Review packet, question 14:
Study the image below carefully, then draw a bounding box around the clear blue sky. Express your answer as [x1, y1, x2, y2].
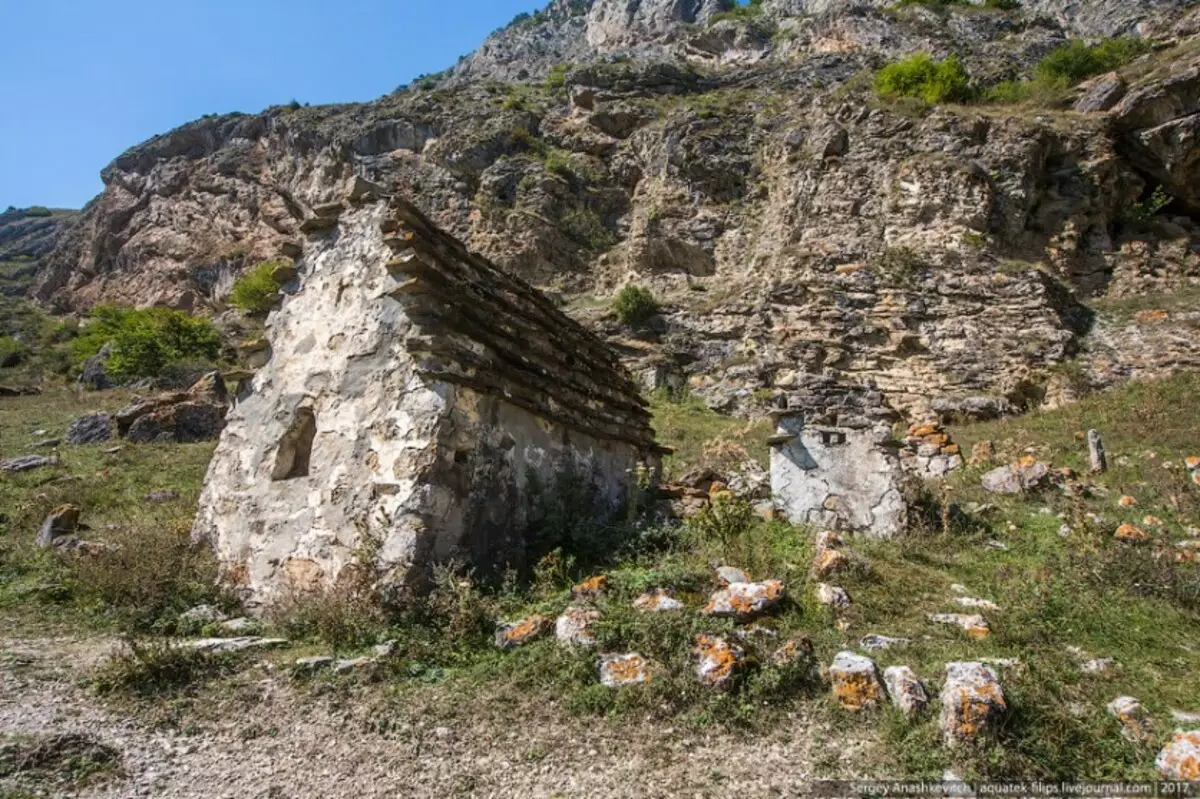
[0, 0, 546, 210]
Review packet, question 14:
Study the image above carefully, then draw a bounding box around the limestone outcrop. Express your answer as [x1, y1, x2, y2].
[192, 198, 658, 607]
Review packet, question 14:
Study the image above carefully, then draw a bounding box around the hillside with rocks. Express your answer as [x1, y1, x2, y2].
[3, 0, 1200, 794]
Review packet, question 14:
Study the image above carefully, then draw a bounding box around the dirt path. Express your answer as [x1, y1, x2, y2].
[0, 632, 836, 798]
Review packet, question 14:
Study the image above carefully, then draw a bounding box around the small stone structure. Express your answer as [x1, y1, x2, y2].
[769, 375, 907, 538]
[193, 197, 658, 607]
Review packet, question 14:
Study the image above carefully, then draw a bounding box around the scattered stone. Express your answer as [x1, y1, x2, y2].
[969, 440, 996, 466]
[372, 640, 398, 658]
[598, 653, 652, 687]
[1156, 730, 1200, 782]
[179, 604, 228, 625]
[929, 613, 990, 639]
[1186, 456, 1200, 472]
[189, 637, 288, 653]
[218, 617, 259, 634]
[732, 623, 778, 641]
[703, 579, 785, 620]
[633, 589, 684, 612]
[1144, 515, 1165, 527]
[859, 634, 911, 652]
[1115, 523, 1150, 543]
[829, 651, 886, 711]
[939, 662, 1006, 747]
[981, 458, 1052, 494]
[1087, 429, 1107, 474]
[145, 490, 180, 503]
[1118, 495, 1138, 508]
[78, 344, 112, 390]
[1172, 711, 1200, 724]
[693, 634, 744, 688]
[983, 540, 1009, 552]
[955, 597, 1001, 612]
[1081, 658, 1117, 675]
[884, 666, 928, 716]
[715, 566, 750, 586]
[950, 584, 969, 595]
[556, 605, 600, 648]
[33, 437, 61, 449]
[816, 530, 843, 552]
[334, 657, 375, 674]
[570, 575, 608, 600]
[115, 372, 229, 444]
[1108, 696, 1154, 742]
[294, 656, 334, 673]
[771, 637, 815, 668]
[495, 615, 551, 650]
[35, 504, 81, 548]
[0, 454, 53, 474]
[65, 413, 113, 445]
[812, 548, 849, 578]
[1059, 524, 1073, 537]
[817, 583, 851, 610]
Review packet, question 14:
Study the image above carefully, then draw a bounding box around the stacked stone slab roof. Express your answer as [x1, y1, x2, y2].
[383, 198, 657, 451]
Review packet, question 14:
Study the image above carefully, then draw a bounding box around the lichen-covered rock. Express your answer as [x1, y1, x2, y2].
[570, 575, 608, 600]
[981, 458, 1052, 494]
[116, 373, 229, 444]
[884, 666, 928, 716]
[693, 634, 743, 688]
[703, 579, 785, 620]
[817, 583, 851, 610]
[829, 651, 886, 711]
[556, 605, 600, 648]
[812, 548, 849, 579]
[495, 615, 551, 650]
[929, 613, 991, 639]
[35, 505, 81, 548]
[715, 565, 750, 586]
[1157, 730, 1200, 782]
[598, 653, 652, 687]
[900, 420, 964, 479]
[1108, 696, 1154, 742]
[955, 597, 1001, 612]
[939, 662, 1007, 747]
[1116, 523, 1151, 543]
[65, 413, 112, 445]
[772, 637, 816, 669]
[633, 589, 684, 612]
[859, 634, 911, 652]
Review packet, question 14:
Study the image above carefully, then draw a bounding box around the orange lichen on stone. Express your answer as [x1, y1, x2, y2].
[1157, 730, 1200, 782]
[1134, 309, 1170, 323]
[1115, 523, 1150, 543]
[693, 634, 743, 687]
[1118, 495, 1138, 507]
[941, 444, 961, 456]
[1186, 456, 1200, 471]
[940, 662, 1007, 747]
[599, 653, 652, 687]
[829, 652, 885, 711]
[703, 579, 786, 619]
[813, 548, 849, 578]
[571, 575, 609, 600]
[1143, 515, 1165, 527]
[908, 422, 940, 438]
[495, 614, 550, 649]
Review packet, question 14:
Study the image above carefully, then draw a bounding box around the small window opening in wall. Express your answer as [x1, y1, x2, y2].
[819, 430, 847, 447]
[271, 408, 317, 480]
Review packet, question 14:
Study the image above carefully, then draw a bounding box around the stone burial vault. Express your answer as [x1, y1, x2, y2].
[192, 197, 660, 607]
[768, 374, 908, 538]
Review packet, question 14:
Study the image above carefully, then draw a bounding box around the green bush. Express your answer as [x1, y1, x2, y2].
[1036, 38, 1150, 85]
[72, 306, 222, 382]
[230, 260, 287, 314]
[612, 284, 659, 326]
[562, 208, 616, 251]
[1125, 185, 1173, 226]
[875, 53, 974, 104]
[710, 0, 763, 25]
[544, 63, 571, 91]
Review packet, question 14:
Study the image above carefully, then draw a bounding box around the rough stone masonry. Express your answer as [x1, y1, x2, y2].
[193, 196, 659, 608]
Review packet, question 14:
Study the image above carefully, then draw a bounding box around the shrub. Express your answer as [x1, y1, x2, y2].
[612, 284, 659, 325]
[544, 63, 571, 91]
[562, 208, 616, 251]
[875, 53, 974, 104]
[93, 639, 237, 697]
[1036, 38, 1150, 85]
[71, 306, 222, 382]
[1125, 185, 1172, 226]
[229, 259, 286, 314]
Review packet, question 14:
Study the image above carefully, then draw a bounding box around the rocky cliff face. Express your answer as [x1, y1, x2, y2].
[34, 0, 1200, 419]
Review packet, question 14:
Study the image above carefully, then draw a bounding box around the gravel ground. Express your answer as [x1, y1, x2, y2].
[0, 632, 838, 798]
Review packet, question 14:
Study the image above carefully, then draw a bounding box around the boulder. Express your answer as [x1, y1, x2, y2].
[570, 575, 608, 600]
[703, 579, 785, 620]
[715, 565, 750, 586]
[929, 613, 991, 639]
[693, 634, 743, 688]
[939, 662, 1006, 747]
[981, 458, 1052, 494]
[1108, 696, 1154, 742]
[1156, 730, 1200, 782]
[633, 589, 684, 612]
[829, 651, 886, 711]
[0, 455, 53, 474]
[884, 666, 928, 716]
[598, 653, 652, 687]
[817, 583, 851, 610]
[35, 505, 81, 548]
[77, 344, 112, 390]
[65, 413, 112, 445]
[1074, 72, 1127, 113]
[494, 614, 551, 649]
[771, 637, 816, 669]
[859, 634, 911, 652]
[116, 372, 229, 444]
[555, 605, 600, 648]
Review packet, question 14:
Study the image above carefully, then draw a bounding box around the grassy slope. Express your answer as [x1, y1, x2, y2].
[0, 377, 1197, 781]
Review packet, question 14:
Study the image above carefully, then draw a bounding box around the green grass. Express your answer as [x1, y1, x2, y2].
[648, 390, 772, 478]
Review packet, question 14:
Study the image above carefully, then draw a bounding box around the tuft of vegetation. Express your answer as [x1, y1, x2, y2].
[93, 639, 238, 697]
[709, 0, 764, 25]
[612, 284, 660, 326]
[897, 0, 1019, 8]
[71, 306, 222, 382]
[544, 63, 571, 91]
[875, 53, 974, 105]
[562, 207, 617, 251]
[1124, 185, 1173, 226]
[1036, 37, 1151, 85]
[229, 259, 288, 315]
